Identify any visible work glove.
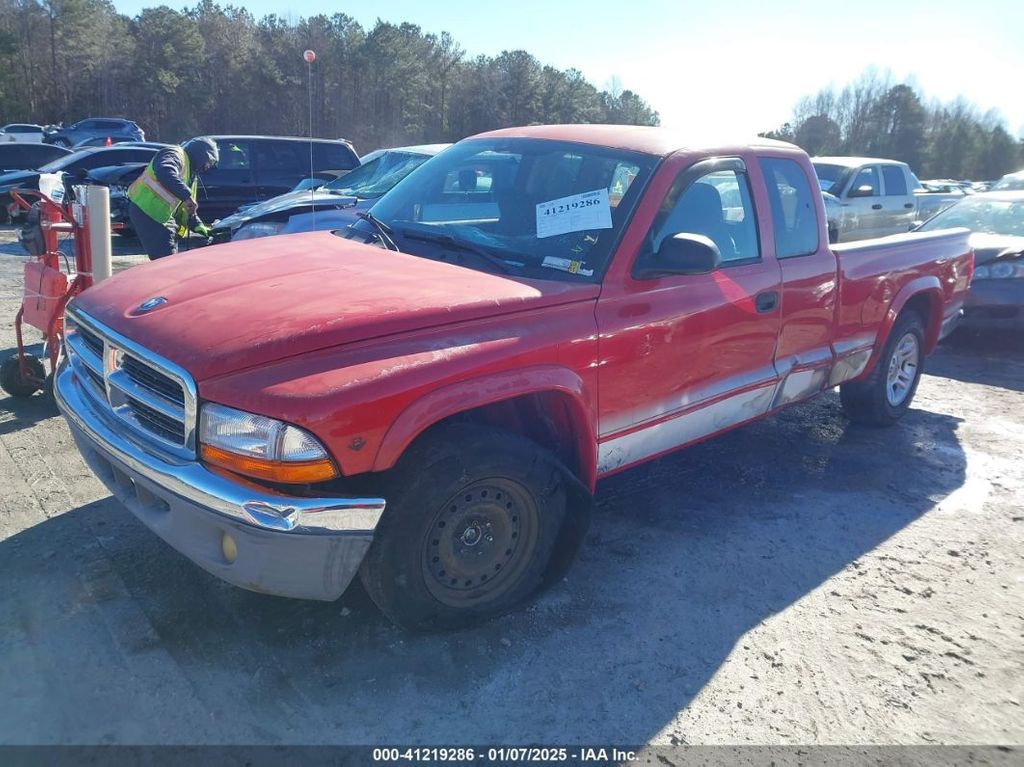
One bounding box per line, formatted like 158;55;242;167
193;223;211;237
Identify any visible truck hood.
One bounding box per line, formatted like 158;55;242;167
216;189;358;230
73;231;597;382
968;233;1024;264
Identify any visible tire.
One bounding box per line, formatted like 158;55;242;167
0;355;45;398
359;423;568;631
840;311;925;426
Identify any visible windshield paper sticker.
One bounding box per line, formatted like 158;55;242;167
542;256;594;277
536;188;612;239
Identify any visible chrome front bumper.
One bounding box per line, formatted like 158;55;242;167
55;363;386;601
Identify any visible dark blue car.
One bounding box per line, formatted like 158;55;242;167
44;118;144;147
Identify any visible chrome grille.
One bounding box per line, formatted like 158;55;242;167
125;397;186;443
122;354;185;406
78;326;104;358
64;306;197;457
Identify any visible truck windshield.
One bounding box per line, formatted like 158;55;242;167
812;163;850;195
339;137;658;282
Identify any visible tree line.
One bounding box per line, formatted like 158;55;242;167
0;0;660;151
760;69;1023;181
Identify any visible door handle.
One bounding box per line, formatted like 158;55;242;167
871;203;883;210
755;291;778;313
904;203;915;209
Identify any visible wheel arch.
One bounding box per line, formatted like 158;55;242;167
861;277;943;379
372;365;599;493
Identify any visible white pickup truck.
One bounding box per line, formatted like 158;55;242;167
812;156;962;242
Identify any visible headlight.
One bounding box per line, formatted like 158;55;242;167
231;221;285;241
199;403;338;483
973;261;1024;281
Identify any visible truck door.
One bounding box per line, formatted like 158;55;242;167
758;157;838;407
594;155;783;475
880;164;916;233
841;164;884;239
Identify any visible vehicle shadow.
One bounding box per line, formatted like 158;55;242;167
0;388;59;433
0;393;966;744
933;329;1024;392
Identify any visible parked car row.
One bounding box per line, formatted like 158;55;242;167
211;143;449;242
0;144;165;222
0;133;361;228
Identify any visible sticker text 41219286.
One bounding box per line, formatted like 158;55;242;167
535;188;613;239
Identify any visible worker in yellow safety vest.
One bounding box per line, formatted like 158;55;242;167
127;137;219;260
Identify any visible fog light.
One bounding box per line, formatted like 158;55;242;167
221;533;237;564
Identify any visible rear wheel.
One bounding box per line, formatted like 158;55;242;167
840;311;925;426
360;423;567;631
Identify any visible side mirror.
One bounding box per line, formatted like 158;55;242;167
847;185;874;199
634;233;722;280
908;220;923;232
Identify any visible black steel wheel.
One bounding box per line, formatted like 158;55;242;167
421;477;540;608
0;355;45;398
360;423;567;631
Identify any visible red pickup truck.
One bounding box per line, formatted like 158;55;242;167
55;126;973;630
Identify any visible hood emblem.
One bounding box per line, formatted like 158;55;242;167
133;296;167;315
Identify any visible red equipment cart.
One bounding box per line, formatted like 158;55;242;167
0;188;95;401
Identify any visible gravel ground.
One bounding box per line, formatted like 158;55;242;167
0;228;1021;747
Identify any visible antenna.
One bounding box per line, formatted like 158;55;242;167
304;49;316;231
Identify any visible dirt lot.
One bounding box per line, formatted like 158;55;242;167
0;228;1021;747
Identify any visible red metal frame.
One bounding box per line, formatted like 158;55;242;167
9;188;94;392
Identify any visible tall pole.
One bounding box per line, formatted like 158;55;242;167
304;49;316;231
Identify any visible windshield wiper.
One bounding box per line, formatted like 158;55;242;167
399;228;516;274
356;211;400;251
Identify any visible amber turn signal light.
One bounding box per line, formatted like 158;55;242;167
200;444;338;484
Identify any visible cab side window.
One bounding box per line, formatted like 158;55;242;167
882;165;908;196
645;167;761;265
759;157;819;259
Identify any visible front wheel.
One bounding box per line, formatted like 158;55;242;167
359;423;567;631
840;311;925;426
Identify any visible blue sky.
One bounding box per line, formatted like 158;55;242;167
110;0;1024;140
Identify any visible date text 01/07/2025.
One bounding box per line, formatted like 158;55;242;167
371;746;640;762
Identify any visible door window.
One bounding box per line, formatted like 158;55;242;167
759;157;819;259
645;167;761;265
849;166;879;197
216;140;252;170
881;165;908;196
253;140;304;173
